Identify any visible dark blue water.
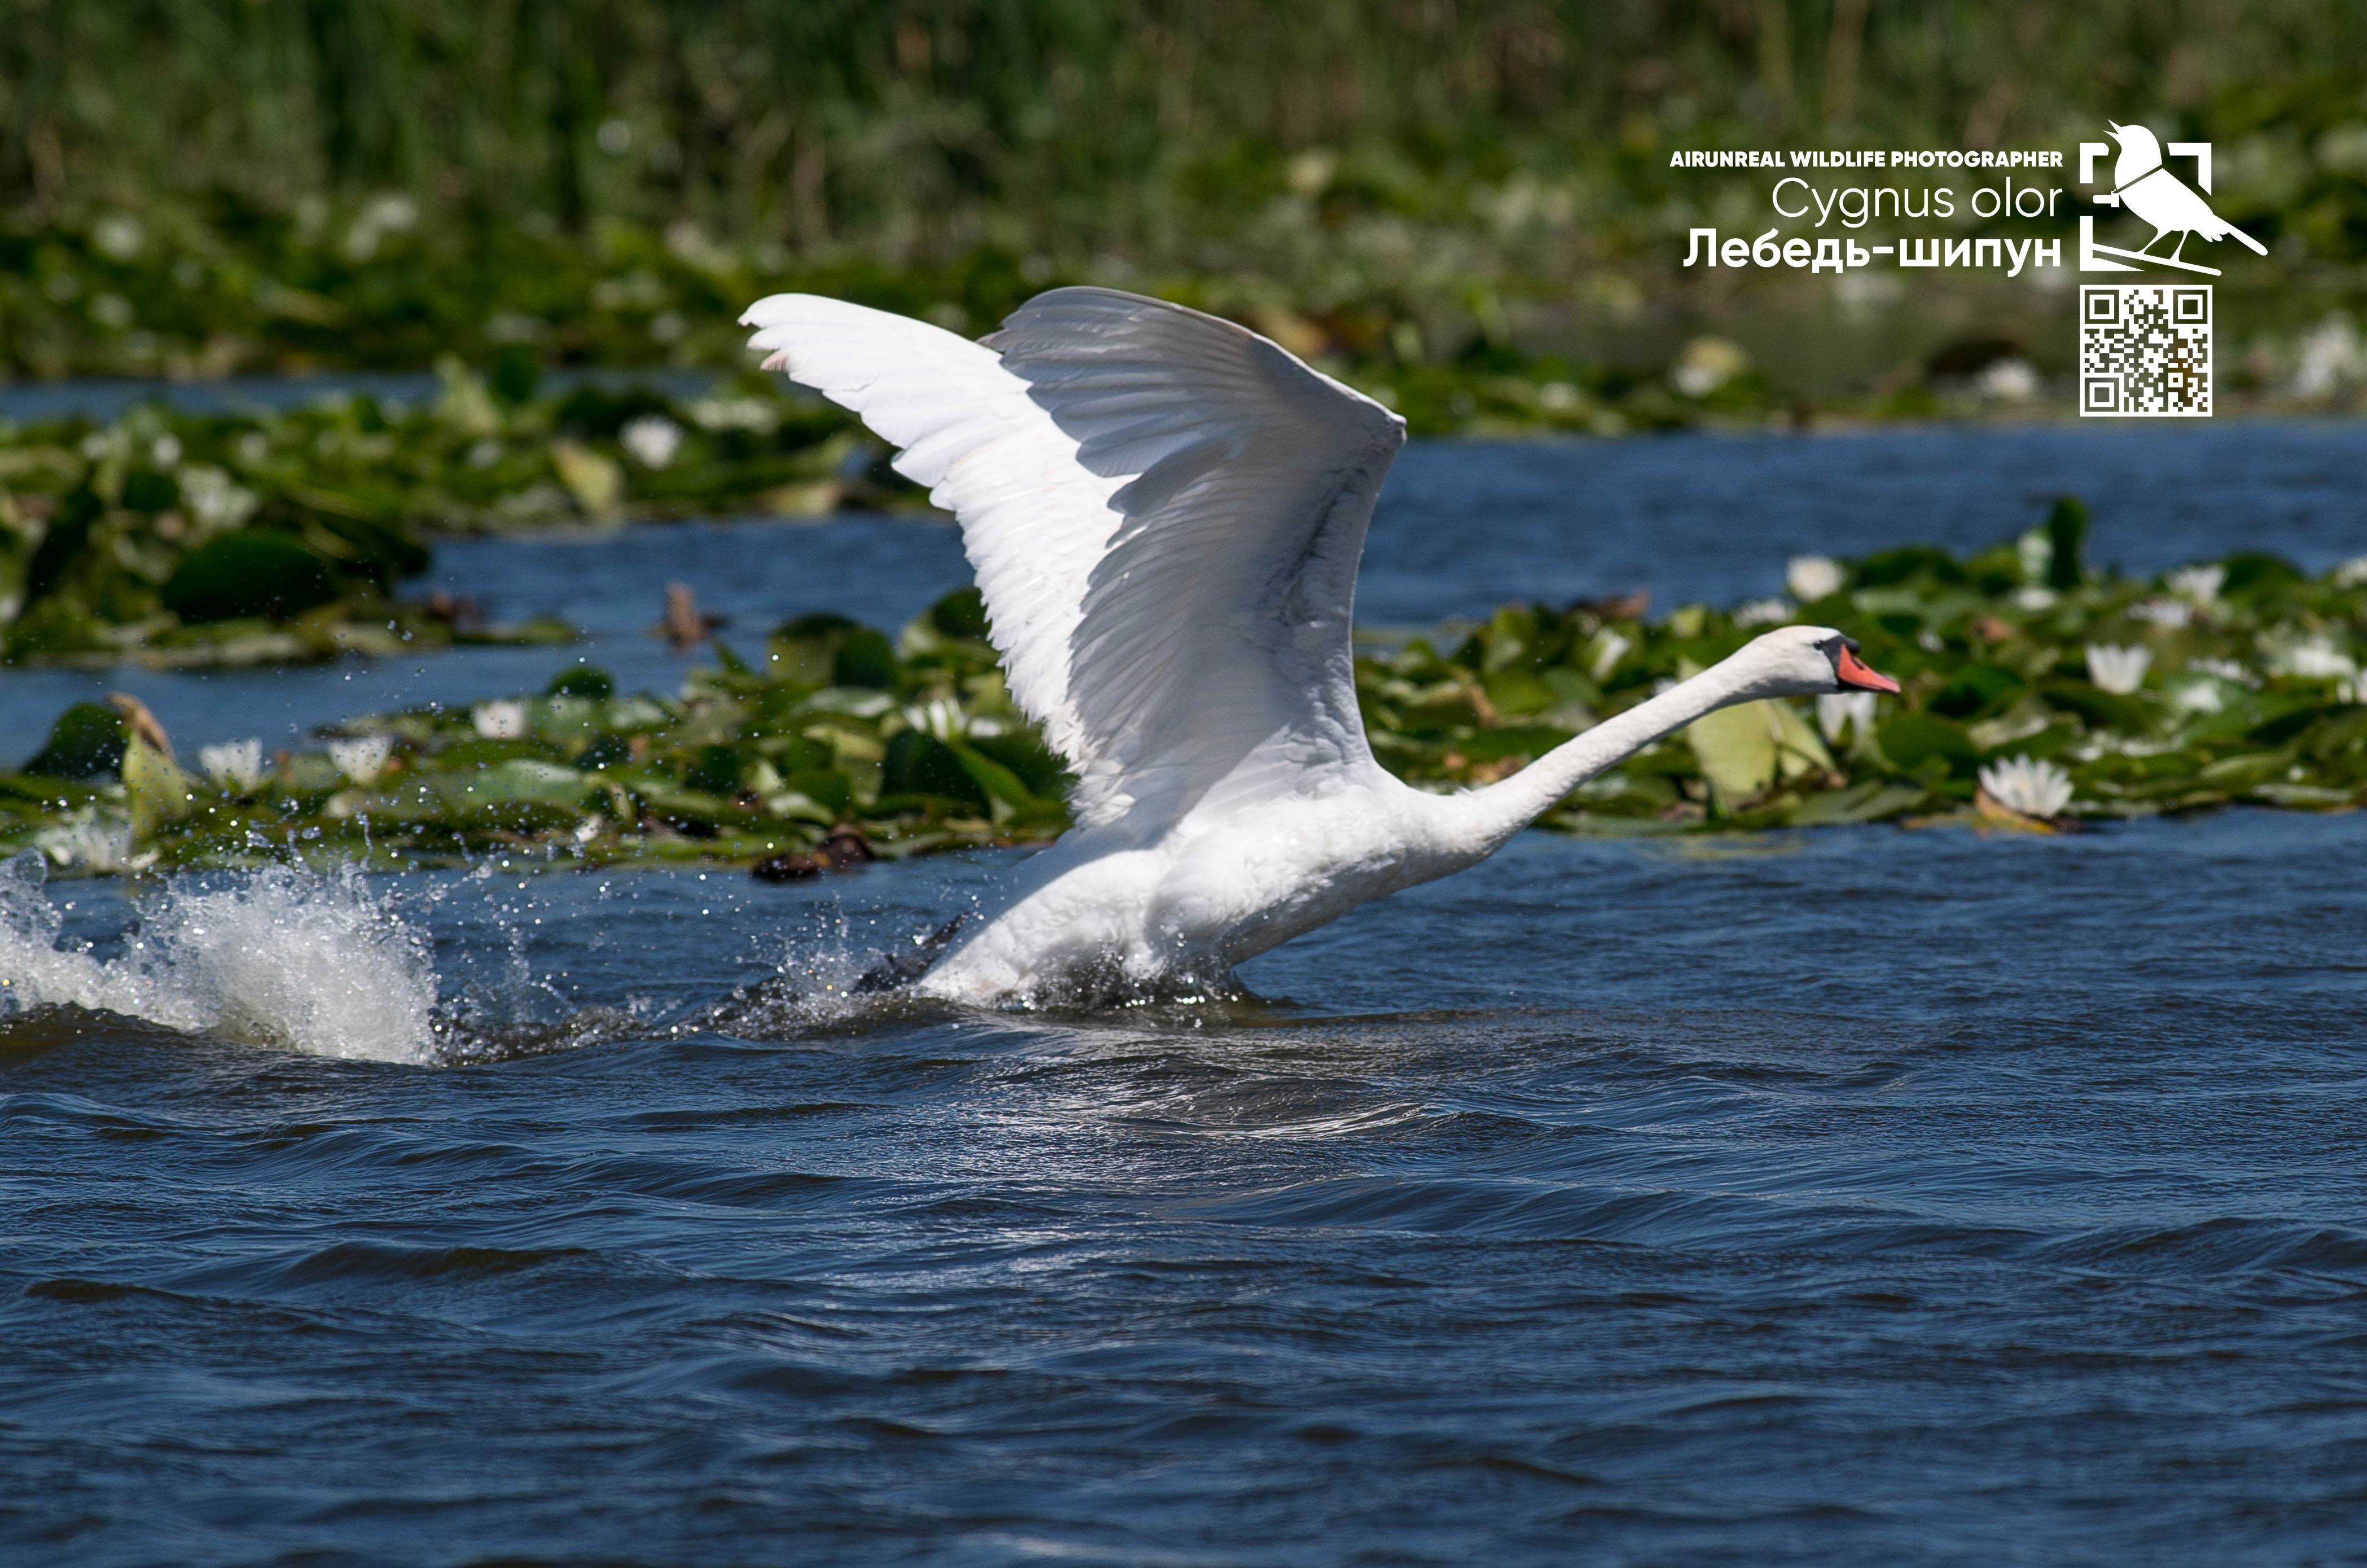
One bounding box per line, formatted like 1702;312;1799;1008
6;814;2367;1564
6;423;2367;1563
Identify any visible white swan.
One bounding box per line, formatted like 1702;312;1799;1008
740;288;1897;1005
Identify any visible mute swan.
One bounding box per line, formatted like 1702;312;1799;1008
740;288;1897;1005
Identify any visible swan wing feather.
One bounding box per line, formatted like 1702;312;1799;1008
741;286;1404;827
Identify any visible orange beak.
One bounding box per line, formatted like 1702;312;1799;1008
1836;644;1900;693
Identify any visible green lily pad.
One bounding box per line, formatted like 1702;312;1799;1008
2036;680;2151;734
684;744;752;795
23;703;128;779
769;614;878;689
1784;780;1929;825
1686;700;1778;814
947;741;1039;811
1929;662;2027;720
1481;668;1559;717
122;735;194;840
882;729;989;812
160;531;342;623
1874;713;1977;778
1459;724;1576;765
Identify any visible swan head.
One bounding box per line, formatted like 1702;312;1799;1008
1743;625;1900;697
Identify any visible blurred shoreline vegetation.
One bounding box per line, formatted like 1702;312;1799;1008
0;369;912;663
1;1;2363;409
3;5;2365;664
16;513;2367;877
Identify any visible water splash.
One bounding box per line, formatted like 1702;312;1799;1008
685;908;971;1038
0;851;439;1063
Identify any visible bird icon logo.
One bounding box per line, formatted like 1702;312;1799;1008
2080;122;2264;275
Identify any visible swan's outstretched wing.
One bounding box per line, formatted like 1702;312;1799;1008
740;286;1405;829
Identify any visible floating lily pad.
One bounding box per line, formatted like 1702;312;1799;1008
546;665;616;699
881;730;990;812
1874;713;1978;779
1686;700;1778;814
1784;781;1928;826
1930;663;2027;720
23;703;127;779
160;531;342;622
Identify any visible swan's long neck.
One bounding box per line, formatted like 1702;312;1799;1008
1443;650;1779;852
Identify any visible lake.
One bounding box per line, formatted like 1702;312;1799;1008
4;419;2366;1565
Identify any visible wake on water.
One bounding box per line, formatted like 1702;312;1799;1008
0;852;959;1065
0;845;1264;1065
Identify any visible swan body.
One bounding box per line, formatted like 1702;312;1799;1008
741;287;1896;1005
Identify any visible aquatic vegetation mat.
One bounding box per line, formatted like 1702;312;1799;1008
0;367;900;665
10;501;2367;875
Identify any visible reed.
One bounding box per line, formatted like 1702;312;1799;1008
5;0;2356;265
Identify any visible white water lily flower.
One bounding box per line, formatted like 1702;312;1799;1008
2127;598;2193;628
1669;336;1748;397
2334;557;2367;588
2187;656;2258;687
1588;630;1632;682
1816;691;1879;744
2293;314;2363;398
1786;555;1846;602
366;193;418;234
2166;564;2226;603
2169;678;2225;715
2014;586;2057;612
2277;638;2356;680
91;212;144;261
2067;734;2175;764
341;192;420;261
1978;755;2074;819
620;414;683;469
327;734;393;784
178;465;259;532
2085;644;2153;694
1974;357;2039;401
1732;597;1793;627
472;700;530;740
687;396;779;433
198;738;265;792
36;814;135;874
902;697;967;741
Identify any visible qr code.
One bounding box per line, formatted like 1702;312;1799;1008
2080;285;2211;417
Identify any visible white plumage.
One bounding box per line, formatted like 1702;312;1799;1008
743;288;1896;1005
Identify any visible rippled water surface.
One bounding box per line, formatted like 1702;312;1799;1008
6;425;2367;1564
